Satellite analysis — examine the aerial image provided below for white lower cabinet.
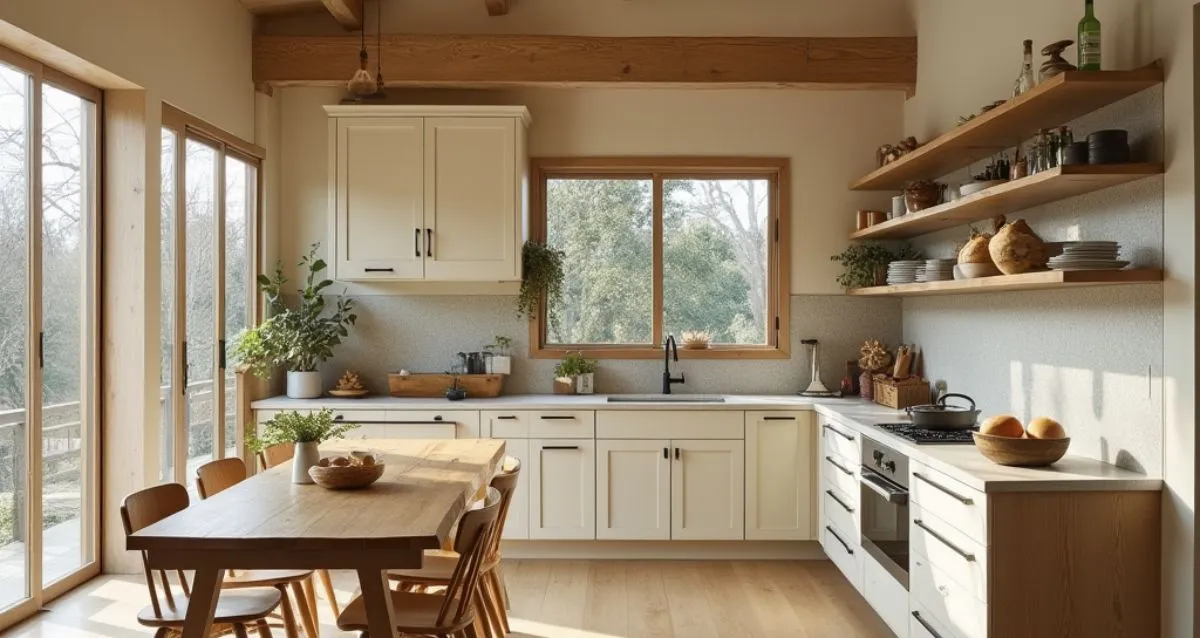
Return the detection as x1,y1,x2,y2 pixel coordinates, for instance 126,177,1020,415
499,438,530,540
820,522,862,591
528,438,596,539
672,439,745,540
863,551,910,637
745,412,815,540
596,439,671,540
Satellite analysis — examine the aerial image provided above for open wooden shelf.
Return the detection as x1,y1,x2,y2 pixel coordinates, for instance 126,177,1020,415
850,62,1163,191
846,268,1162,297
851,163,1163,240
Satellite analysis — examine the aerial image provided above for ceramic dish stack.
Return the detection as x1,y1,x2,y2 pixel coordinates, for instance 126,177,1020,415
1047,241,1130,271
918,259,955,282
887,260,924,285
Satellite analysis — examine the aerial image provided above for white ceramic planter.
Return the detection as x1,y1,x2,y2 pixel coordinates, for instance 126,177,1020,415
488,355,512,375
286,370,322,399
575,373,595,395
292,441,321,484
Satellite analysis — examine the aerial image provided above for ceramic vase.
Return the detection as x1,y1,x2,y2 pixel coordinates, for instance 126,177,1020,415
575,373,595,395
292,441,321,484
286,370,322,399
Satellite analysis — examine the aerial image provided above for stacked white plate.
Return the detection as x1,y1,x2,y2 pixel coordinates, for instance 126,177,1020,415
918,259,955,282
1047,241,1130,271
887,260,924,285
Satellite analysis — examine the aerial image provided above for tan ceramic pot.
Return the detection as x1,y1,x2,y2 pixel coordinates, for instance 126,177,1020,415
989,219,1047,275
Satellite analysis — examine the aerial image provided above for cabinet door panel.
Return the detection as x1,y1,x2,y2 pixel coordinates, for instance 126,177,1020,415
745,412,815,540
671,440,745,540
498,438,530,540
334,117,424,280
596,440,671,540
529,439,596,539
423,117,518,281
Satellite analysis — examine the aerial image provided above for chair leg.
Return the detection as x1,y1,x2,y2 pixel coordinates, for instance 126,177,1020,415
492,563,510,611
233,624,250,638
465,622,482,638
153,629,170,638
290,581,320,638
487,571,510,633
316,569,340,617
257,619,274,638
479,586,503,637
277,585,300,638
302,577,318,625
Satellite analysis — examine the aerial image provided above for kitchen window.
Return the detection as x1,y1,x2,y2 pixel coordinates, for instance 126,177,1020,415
531,158,790,359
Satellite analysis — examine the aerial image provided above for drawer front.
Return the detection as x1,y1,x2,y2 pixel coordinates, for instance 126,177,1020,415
821,453,858,501
911,601,957,638
596,411,743,440
820,417,859,464
863,551,911,637
483,411,531,438
386,410,482,438
348,422,457,440
329,409,390,424
528,410,595,439
821,522,862,592
821,479,859,540
911,503,988,601
910,460,987,544
912,552,988,638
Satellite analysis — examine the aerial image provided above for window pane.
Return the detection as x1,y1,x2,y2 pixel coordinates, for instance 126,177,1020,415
159,129,176,482
545,178,653,345
40,84,95,584
663,179,770,345
184,139,218,484
223,156,254,460
0,62,29,612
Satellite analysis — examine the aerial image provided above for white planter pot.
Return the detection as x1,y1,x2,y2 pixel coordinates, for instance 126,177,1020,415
286,370,323,399
574,373,594,395
488,355,512,375
292,441,321,484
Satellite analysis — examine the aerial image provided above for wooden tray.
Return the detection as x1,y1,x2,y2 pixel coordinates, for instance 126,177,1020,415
387,373,504,398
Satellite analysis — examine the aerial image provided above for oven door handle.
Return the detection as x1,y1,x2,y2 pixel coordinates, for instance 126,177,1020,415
859,471,909,505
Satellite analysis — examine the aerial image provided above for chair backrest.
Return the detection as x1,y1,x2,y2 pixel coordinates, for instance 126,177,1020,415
439,486,502,627
195,457,248,499
121,483,191,619
257,443,294,471
486,456,521,559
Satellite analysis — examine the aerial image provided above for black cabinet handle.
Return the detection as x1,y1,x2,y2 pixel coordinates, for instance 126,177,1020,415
825,526,853,555
913,472,974,505
181,340,188,393
822,423,855,441
912,612,946,638
824,455,853,476
38,332,44,368
414,228,421,257
391,420,452,425
674,447,680,460
825,489,854,514
333,415,344,421
365,267,395,273
496,415,518,420
914,519,976,562
218,339,226,370
426,228,433,257
663,447,668,459
542,445,579,451
540,415,576,420
763,416,796,421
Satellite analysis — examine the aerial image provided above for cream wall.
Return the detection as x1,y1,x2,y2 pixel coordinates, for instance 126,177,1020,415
902,1,1194,635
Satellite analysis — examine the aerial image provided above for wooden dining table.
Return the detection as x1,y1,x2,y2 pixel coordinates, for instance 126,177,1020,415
128,438,506,638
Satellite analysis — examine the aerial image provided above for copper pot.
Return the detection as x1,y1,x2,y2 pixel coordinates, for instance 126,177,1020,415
904,180,946,213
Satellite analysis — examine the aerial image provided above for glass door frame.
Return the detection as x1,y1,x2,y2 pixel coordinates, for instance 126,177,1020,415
160,105,263,486
0,45,102,632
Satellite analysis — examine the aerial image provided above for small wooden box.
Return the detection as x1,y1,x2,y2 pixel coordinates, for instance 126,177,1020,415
872,375,930,409
387,373,504,398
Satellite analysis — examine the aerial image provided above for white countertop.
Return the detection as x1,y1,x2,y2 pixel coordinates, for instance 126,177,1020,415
251,393,1162,493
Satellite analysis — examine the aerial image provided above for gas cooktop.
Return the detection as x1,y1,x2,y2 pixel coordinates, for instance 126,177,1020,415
873,423,977,445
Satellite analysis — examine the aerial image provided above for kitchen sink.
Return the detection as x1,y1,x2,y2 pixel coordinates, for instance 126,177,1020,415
606,394,727,403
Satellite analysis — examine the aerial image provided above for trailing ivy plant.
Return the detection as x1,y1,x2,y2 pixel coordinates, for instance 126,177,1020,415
829,243,922,290
232,243,358,376
517,241,565,325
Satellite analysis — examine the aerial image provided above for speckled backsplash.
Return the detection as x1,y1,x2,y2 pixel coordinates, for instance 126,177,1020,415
316,295,902,397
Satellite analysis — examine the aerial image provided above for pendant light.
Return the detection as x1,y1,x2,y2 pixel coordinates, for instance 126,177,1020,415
346,7,377,98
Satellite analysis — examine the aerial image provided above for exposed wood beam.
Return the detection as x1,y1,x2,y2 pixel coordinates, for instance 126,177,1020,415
486,0,509,16
253,34,916,90
320,0,364,29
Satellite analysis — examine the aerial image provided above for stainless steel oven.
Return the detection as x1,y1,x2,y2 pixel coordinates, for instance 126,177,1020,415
859,438,910,589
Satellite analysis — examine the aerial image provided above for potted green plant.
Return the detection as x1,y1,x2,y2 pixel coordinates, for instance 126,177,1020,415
554,351,597,395
248,409,357,484
485,335,514,375
232,244,358,398
830,243,922,290
517,241,565,325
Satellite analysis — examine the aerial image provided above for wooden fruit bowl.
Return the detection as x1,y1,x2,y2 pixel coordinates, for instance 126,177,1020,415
973,432,1070,467
308,462,385,490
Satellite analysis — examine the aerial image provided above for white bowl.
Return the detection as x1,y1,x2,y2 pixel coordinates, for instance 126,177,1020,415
957,262,1002,278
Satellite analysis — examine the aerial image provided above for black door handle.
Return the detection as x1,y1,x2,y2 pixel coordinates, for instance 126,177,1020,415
663,447,668,459
415,228,421,257
426,228,433,257
674,447,680,460
542,445,579,451
365,267,395,273
496,415,518,420
763,416,796,421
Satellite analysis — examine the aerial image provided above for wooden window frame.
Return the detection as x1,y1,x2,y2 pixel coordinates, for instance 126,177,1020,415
529,157,791,360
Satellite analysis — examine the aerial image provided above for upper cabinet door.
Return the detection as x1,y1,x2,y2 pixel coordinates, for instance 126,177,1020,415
333,117,425,280
745,412,816,541
422,117,520,281
671,439,745,541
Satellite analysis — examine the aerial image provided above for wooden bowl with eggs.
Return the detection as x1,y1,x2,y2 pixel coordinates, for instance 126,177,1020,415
973,416,1070,467
308,450,385,489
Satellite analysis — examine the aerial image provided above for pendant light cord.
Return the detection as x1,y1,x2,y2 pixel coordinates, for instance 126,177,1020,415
375,0,385,91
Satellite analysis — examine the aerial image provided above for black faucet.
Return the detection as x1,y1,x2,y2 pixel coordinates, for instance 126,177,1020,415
662,335,685,394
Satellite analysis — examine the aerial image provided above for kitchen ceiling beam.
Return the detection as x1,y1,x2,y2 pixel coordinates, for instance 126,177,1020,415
485,0,509,16
320,0,364,29
252,34,917,90
238,0,363,29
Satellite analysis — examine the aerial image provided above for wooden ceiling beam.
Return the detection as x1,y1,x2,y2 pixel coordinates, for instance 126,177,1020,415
253,34,916,90
485,0,509,16
320,0,364,29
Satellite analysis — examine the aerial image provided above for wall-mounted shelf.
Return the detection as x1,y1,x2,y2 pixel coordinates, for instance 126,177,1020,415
850,63,1163,191
851,163,1163,240
846,269,1162,297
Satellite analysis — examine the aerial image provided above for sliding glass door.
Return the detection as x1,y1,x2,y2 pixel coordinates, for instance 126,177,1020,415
0,50,99,621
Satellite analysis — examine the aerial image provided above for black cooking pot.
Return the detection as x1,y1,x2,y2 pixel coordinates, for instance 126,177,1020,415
905,393,980,430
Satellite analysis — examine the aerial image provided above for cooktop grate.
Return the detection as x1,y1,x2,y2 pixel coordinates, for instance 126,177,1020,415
873,423,977,445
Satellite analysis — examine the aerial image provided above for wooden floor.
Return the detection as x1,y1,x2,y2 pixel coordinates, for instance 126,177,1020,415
4,560,893,637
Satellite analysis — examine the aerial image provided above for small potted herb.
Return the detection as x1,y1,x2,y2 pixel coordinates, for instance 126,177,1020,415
248,409,357,484
554,351,597,395
830,243,921,290
485,335,514,375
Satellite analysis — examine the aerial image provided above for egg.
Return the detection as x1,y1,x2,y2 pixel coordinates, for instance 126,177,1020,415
1026,417,1067,440
980,414,1024,438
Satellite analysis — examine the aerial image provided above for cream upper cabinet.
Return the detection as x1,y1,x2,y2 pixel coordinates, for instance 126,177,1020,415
325,106,530,283
671,439,745,540
596,439,672,540
745,412,816,541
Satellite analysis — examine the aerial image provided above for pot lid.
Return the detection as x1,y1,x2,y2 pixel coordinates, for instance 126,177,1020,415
907,392,977,413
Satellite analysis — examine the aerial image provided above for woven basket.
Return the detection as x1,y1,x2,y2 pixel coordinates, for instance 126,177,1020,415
308,463,385,490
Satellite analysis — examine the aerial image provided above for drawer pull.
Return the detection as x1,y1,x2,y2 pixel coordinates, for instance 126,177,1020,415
391,420,453,425
824,455,854,477
825,489,854,514
365,267,395,273
912,611,946,638
825,526,853,555
913,472,974,505
539,415,577,420
542,445,579,451
763,416,796,421
822,423,855,441
914,519,976,562
495,416,518,420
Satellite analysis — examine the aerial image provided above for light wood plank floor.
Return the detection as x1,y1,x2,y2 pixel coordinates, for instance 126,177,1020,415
4,560,893,637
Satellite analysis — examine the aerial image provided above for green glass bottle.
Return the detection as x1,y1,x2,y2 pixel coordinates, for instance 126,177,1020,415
1078,0,1102,71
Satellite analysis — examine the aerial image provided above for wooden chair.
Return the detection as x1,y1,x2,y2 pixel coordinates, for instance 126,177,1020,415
388,458,521,637
121,482,282,638
337,487,503,638
256,443,343,619
195,458,320,638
